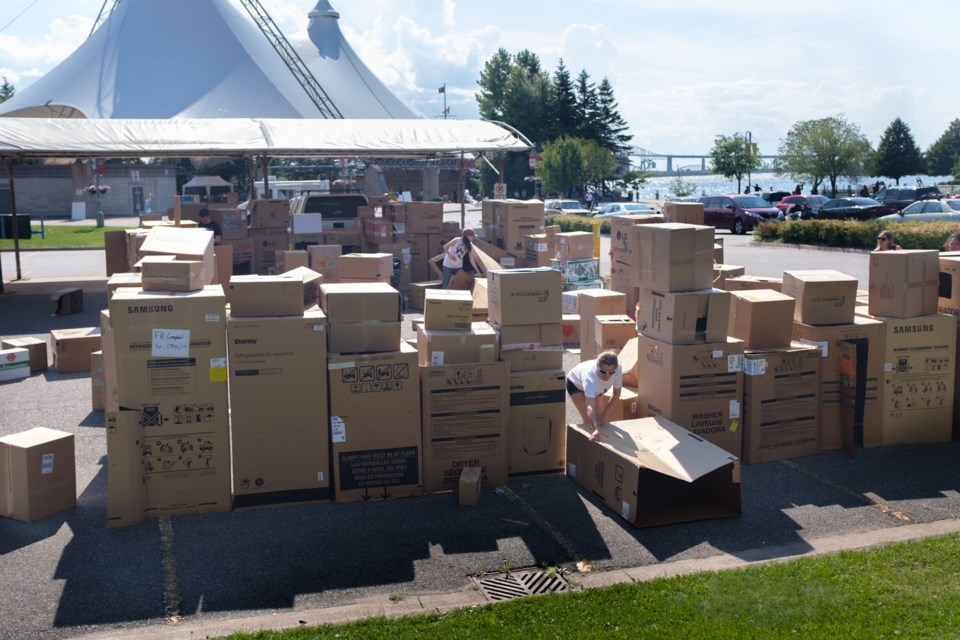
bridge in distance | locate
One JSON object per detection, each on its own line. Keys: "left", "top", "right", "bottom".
{"left": 629, "top": 147, "right": 779, "bottom": 173}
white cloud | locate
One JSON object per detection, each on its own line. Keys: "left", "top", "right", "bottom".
{"left": 442, "top": 0, "right": 456, "bottom": 28}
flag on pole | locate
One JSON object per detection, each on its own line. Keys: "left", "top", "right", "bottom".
{"left": 438, "top": 85, "right": 445, "bottom": 93}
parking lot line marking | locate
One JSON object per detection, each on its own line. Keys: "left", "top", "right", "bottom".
{"left": 496, "top": 486, "right": 593, "bottom": 573}
{"left": 779, "top": 460, "right": 913, "bottom": 523}
{"left": 159, "top": 517, "right": 183, "bottom": 624}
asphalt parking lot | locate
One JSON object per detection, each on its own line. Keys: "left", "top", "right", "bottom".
{"left": 1, "top": 220, "right": 958, "bottom": 640}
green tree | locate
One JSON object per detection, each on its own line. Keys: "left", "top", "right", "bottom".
{"left": 0, "top": 77, "right": 14, "bottom": 103}
{"left": 775, "top": 115, "right": 873, "bottom": 196}
{"left": 926, "top": 119, "right": 960, "bottom": 177}
{"left": 539, "top": 136, "right": 584, "bottom": 197}
{"left": 874, "top": 118, "right": 925, "bottom": 184}
{"left": 595, "top": 77, "right": 632, "bottom": 154}
{"left": 579, "top": 138, "right": 617, "bottom": 192}
{"left": 475, "top": 48, "right": 511, "bottom": 121}
{"left": 574, "top": 70, "right": 601, "bottom": 142}
{"left": 551, "top": 60, "right": 578, "bottom": 139}
{"left": 710, "top": 133, "right": 760, "bottom": 193}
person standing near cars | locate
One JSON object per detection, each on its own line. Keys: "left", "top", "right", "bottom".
{"left": 566, "top": 350, "right": 623, "bottom": 442}
{"left": 441, "top": 229, "right": 484, "bottom": 288}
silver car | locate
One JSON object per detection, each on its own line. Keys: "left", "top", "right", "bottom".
{"left": 879, "top": 199, "right": 960, "bottom": 222}
{"left": 593, "top": 202, "right": 660, "bottom": 217}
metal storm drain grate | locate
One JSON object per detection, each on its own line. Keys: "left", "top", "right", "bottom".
{"left": 473, "top": 569, "right": 569, "bottom": 602}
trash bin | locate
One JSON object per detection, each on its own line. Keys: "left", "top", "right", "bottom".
{"left": 0, "top": 214, "right": 32, "bottom": 240}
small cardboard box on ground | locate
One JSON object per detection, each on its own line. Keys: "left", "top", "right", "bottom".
{"left": 565, "top": 418, "right": 741, "bottom": 528}
{"left": 228, "top": 309, "right": 331, "bottom": 508}
{"left": 0, "top": 427, "right": 76, "bottom": 522}
{"left": 728, "top": 289, "right": 795, "bottom": 349}
{"left": 52, "top": 288, "right": 83, "bottom": 315}
{"left": 487, "top": 268, "right": 562, "bottom": 327}
{"left": 742, "top": 345, "right": 821, "bottom": 463}
{"left": 50, "top": 327, "right": 102, "bottom": 373}
{"left": 328, "top": 343, "right": 422, "bottom": 502}
{"left": 635, "top": 334, "right": 745, "bottom": 456}
{"left": 1, "top": 337, "right": 47, "bottom": 373}
{"left": 417, "top": 323, "right": 498, "bottom": 366}
{"left": 636, "top": 288, "right": 731, "bottom": 345}
{"left": 0, "top": 347, "right": 31, "bottom": 383}
{"left": 868, "top": 249, "right": 939, "bottom": 318}
{"left": 782, "top": 270, "right": 858, "bottom": 325}
{"left": 423, "top": 289, "right": 473, "bottom": 331}
{"left": 458, "top": 466, "right": 482, "bottom": 506}
{"left": 421, "top": 361, "right": 510, "bottom": 494}
{"left": 228, "top": 275, "right": 305, "bottom": 317}
{"left": 508, "top": 369, "right": 566, "bottom": 476}
{"left": 633, "top": 223, "right": 714, "bottom": 292}
{"left": 604, "top": 385, "right": 640, "bottom": 422}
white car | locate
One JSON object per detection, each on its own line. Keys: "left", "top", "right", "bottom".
{"left": 879, "top": 199, "right": 960, "bottom": 222}
{"left": 544, "top": 199, "right": 591, "bottom": 216}
{"left": 593, "top": 202, "right": 660, "bottom": 217}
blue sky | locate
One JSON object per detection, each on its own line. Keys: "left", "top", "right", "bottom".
{"left": 1, "top": 0, "right": 957, "bottom": 156}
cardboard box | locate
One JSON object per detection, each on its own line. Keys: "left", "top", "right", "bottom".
{"left": 307, "top": 244, "right": 343, "bottom": 270}
{"left": 618, "top": 337, "right": 639, "bottom": 387}
{"left": 0, "top": 428, "right": 76, "bottom": 522}
{"left": 725, "top": 275, "right": 783, "bottom": 292}
{"left": 868, "top": 250, "right": 939, "bottom": 318}
{"left": 328, "top": 343, "right": 422, "bottom": 502}
{"left": 424, "top": 289, "right": 473, "bottom": 331}
{"left": 140, "top": 258, "right": 204, "bottom": 292}
{"left": 392, "top": 202, "right": 444, "bottom": 234}
{"left": 104, "top": 229, "right": 130, "bottom": 276}
{"left": 728, "top": 289, "right": 795, "bottom": 349}
{"left": 663, "top": 202, "right": 705, "bottom": 225}
{"left": 139, "top": 226, "right": 215, "bottom": 285}
{"left": 227, "top": 309, "right": 331, "bottom": 508}
{"left": 281, "top": 266, "right": 324, "bottom": 307}
{"left": 713, "top": 264, "right": 746, "bottom": 290}
{"left": 550, "top": 258, "right": 600, "bottom": 284}
{"left": 363, "top": 219, "right": 395, "bottom": 245}
{"left": 604, "top": 385, "right": 640, "bottom": 421}
{"left": 0, "top": 347, "right": 30, "bottom": 383}
{"left": 91, "top": 350, "right": 105, "bottom": 411}
{"left": 562, "top": 291, "right": 582, "bottom": 314}
{"left": 107, "top": 272, "right": 144, "bottom": 296}
{"left": 561, "top": 314, "right": 580, "bottom": 345}
{"left": 53, "top": 287, "right": 84, "bottom": 315}
{"left": 408, "top": 281, "right": 442, "bottom": 310}
{"left": 245, "top": 199, "right": 290, "bottom": 229}
{"left": 577, "top": 289, "right": 628, "bottom": 360}
{"left": 508, "top": 369, "right": 566, "bottom": 475}
{"left": 472, "top": 278, "right": 489, "bottom": 317}
{"left": 1, "top": 337, "right": 47, "bottom": 373}
{"left": 323, "top": 228, "right": 361, "bottom": 248}
{"left": 595, "top": 315, "right": 636, "bottom": 353}
{"left": 556, "top": 231, "right": 595, "bottom": 261}
{"left": 742, "top": 345, "right": 821, "bottom": 463}
{"left": 782, "top": 270, "right": 858, "bottom": 325}
{"left": 565, "top": 419, "right": 741, "bottom": 528}
{"left": 635, "top": 334, "right": 745, "bottom": 456}
{"left": 609, "top": 214, "right": 662, "bottom": 263}
{"left": 633, "top": 223, "right": 714, "bottom": 292}
{"left": 226, "top": 238, "right": 254, "bottom": 265}
{"left": 50, "top": 327, "right": 102, "bottom": 373}
{"left": 636, "top": 288, "right": 731, "bottom": 345}
{"left": 319, "top": 282, "right": 401, "bottom": 322}
{"left": 248, "top": 227, "right": 290, "bottom": 274}
{"left": 421, "top": 361, "right": 510, "bottom": 493}
{"left": 792, "top": 316, "right": 884, "bottom": 450}
{"left": 275, "top": 250, "right": 309, "bottom": 273}
{"left": 496, "top": 323, "right": 564, "bottom": 371}
{"left": 458, "top": 466, "right": 482, "bottom": 506}
{"left": 339, "top": 253, "right": 393, "bottom": 281}
{"left": 99, "top": 310, "right": 118, "bottom": 414}
{"left": 525, "top": 233, "right": 559, "bottom": 268}
{"left": 209, "top": 208, "right": 248, "bottom": 241}
{"left": 487, "top": 268, "right": 562, "bottom": 327}
{"left": 228, "top": 275, "right": 305, "bottom": 317}
{"left": 417, "top": 323, "right": 498, "bottom": 366}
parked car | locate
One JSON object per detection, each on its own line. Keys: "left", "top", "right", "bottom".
{"left": 544, "top": 199, "right": 590, "bottom": 216}
{"left": 817, "top": 197, "right": 898, "bottom": 221}
{"left": 878, "top": 198, "right": 960, "bottom": 222}
{"left": 760, "top": 190, "right": 792, "bottom": 206}
{"left": 872, "top": 185, "right": 942, "bottom": 211}
{"left": 698, "top": 194, "right": 780, "bottom": 234}
{"left": 593, "top": 202, "right": 659, "bottom": 217}
{"left": 776, "top": 194, "right": 830, "bottom": 219}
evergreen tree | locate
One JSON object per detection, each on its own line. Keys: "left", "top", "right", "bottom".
{"left": 595, "top": 77, "right": 632, "bottom": 154}
{"left": 873, "top": 118, "right": 925, "bottom": 184}
{"left": 574, "top": 70, "right": 600, "bottom": 141}
{"left": 551, "top": 60, "right": 578, "bottom": 139}
{"left": 0, "top": 77, "right": 14, "bottom": 103}
{"left": 475, "top": 48, "right": 512, "bottom": 121}
{"left": 925, "top": 118, "right": 960, "bottom": 177}
{"left": 514, "top": 49, "right": 542, "bottom": 76}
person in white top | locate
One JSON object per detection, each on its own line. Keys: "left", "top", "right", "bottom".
{"left": 441, "top": 229, "right": 484, "bottom": 288}
{"left": 566, "top": 350, "right": 623, "bottom": 442}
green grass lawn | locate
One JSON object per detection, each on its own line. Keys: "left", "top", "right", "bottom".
{"left": 222, "top": 533, "right": 960, "bottom": 639}
{"left": 0, "top": 225, "right": 128, "bottom": 250}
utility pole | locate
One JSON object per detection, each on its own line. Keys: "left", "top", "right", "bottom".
{"left": 439, "top": 84, "right": 447, "bottom": 119}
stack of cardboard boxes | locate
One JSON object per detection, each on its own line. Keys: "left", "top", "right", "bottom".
{"left": 482, "top": 199, "right": 545, "bottom": 262}
{"left": 552, "top": 231, "right": 600, "bottom": 291}
{"left": 245, "top": 199, "right": 290, "bottom": 275}
{"left": 384, "top": 201, "right": 445, "bottom": 284}
{"left": 608, "top": 212, "right": 664, "bottom": 316}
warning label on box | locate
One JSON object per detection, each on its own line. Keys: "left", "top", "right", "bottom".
{"left": 338, "top": 446, "right": 419, "bottom": 490}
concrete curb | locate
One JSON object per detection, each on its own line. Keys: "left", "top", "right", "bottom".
{"left": 67, "top": 517, "right": 960, "bottom": 640}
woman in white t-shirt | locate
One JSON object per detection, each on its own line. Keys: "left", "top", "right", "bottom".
{"left": 441, "top": 229, "right": 484, "bottom": 288}
{"left": 566, "top": 350, "right": 623, "bottom": 442}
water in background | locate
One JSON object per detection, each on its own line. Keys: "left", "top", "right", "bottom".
{"left": 633, "top": 172, "right": 955, "bottom": 200}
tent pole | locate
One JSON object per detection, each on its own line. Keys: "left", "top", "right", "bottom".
{"left": 247, "top": 158, "right": 257, "bottom": 201}
{"left": 6, "top": 160, "right": 23, "bottom": 286}
{"left": 459, "top": 151, "right": 466, "bottom": 231}
{"left": 260, "top": 156, "right": 270, "bottom": 199}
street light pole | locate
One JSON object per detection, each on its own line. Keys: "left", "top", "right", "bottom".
{"left": 94, "top": 169, "right": 104, "bottom": 228}
{"left": 746, "top": 131, "right": 752, "bottom": 194}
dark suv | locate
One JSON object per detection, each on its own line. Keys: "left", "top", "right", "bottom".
{"left": 873, "top": 186, "right": 941, "bottom": 211}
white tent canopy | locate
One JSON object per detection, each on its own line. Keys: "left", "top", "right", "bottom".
{"left": 0, "top": 118, "right": 532, "bottom": 159}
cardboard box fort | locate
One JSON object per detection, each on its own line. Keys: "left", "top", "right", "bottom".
{"left": 494, "top": 323, "right": 564, "bottom": 372}
{"left": 420, "top": 361, "right": 510, "bottom": 493}
{"left": 417, "top": 323, "right": 498, "bottom": 367}
{"left": 507, "top": 369, "right": 566, "bottom": 476}
{"left": 1, "top": 337, "right": 46, "bottom": 373}
{"left": 228, "top": 275, "right": 304, "bottom": 317}
{"left": 0, "top": 428, "right": 76, "bottom": 522}
{"left": 868, "top": 250, "right": 938, "bottom": 319}
{"left": 792, "top": 316, "right": 883, "bottom": 451}
{"left": 50, "top": 327, "right": 102, "bottom": 374}
{"left": 319, "top": 282, "right": 402, "bottom": 354}
{"left": 635, "top": 334, "right": 745, "bottom": 456}
{"left": 636, "top": 288, "right": 731, "bottom": 345}
{"left": 423, "top": 289, "right": 473, "bottom": 331}
{"left": 728, "top": 289, "right": 795, "bottom": 350}
{"left": 227, "top": 309, "right": 331, "bottom": 508}
{"left": 741, "top": 345, "right": 821, "bottom": 464}
{"left": 328, "top": 342, "right": 422, "bottom": 502}
{"left": 105, "top": 286, "right": 231, "bottom": 527}
{"left": 633, "top": 223, "right": 714, "bottom": 292}
{"left": 138, "top": 225, "right": 215, "bottom": 285}
{"left": 724, "top": 275, "right": 784, "bottom": 293}
{"left": 782, "top": 270, "right": 858, "bottom": 325}
{"left": 0, "top": 347, "right": 31, "bottom": 383}
{"left": 565, "top": 418, "right": 741, "bottom": 528}
{"left": 487, "top": 268, "right": 562, "bottom": 327}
